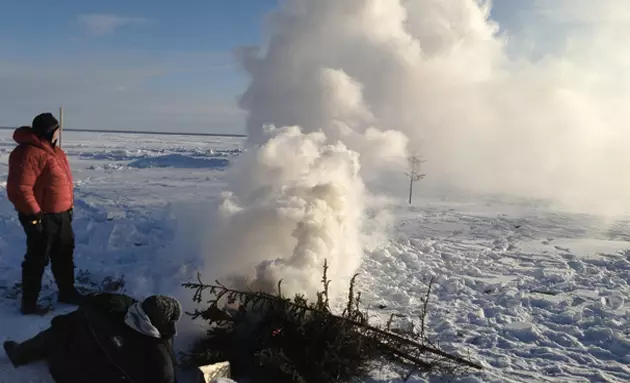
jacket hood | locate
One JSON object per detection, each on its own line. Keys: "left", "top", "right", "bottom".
{"left": 13, "top": 126, "right": 53, "bottom": 153}
{"left": 124, "top": 301, "right": 164, "bottom": 339}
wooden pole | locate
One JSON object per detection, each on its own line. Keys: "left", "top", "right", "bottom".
{"left": 58, "top": 106, "right": 63, "bottom": 148}
{"left": 408, "top": 174, "right": 413, "bottom": 204}
{"left": 406, "top": 155, "right": 426, "bottom": 205}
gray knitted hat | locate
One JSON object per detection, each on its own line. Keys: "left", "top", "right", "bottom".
{"left": 142, "top": 295, "right": 182, "bottom": 338}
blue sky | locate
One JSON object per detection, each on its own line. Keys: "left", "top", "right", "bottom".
{"left": 0, "top": 0, "right": 280, "bottom": 133}
{"left": 0, "top": 0, "right": 556, "bottom": 134}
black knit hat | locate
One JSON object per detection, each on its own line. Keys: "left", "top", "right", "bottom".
{"left": 142, "top": 295, "right": 182, "bottom": 338}
{"left": 32, "top": 113, "right": 59, "bottom": 137}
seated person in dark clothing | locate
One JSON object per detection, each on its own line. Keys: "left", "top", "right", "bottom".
{"left": 3, "top": 292, "right": 182, "bottom": 383}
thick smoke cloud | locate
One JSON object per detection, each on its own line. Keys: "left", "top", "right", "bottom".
{"left": 237, "top": 0, "right": 630, "bottom": 213}
{"left": 196, "top": 0, "right": 630, "bottom": 300}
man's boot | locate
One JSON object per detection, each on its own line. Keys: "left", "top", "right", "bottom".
{"left": 58, "top": 287, "right": 84, "bottom": 305}
{"left": 3, "top": 328, "right": 57, "bottom": 367}
{"left": 20, "top": 297, "right": 50, "bottom": 316}
{"left": 3, "top": 341, "right": 20, "bottom": 367}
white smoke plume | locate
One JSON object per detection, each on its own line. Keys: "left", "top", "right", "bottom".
{"left": 235, "top": 0, "right": 630, "bottom": 214}
{"left": 198, "top": 126, "right": 367, "bottom": 300}
{"left": 197, "top": 0, "right": 630, "bottom": 299}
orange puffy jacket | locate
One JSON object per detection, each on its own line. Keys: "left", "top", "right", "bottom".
{"left": 6, "top": 126, "right": 74, "bottom": 215}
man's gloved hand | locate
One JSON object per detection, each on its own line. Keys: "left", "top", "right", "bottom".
{"left": 68, "top": 207, "right": 73, "bottom": 222}
{"left": 25, "top": 211, "right": 44, "bottom": 234}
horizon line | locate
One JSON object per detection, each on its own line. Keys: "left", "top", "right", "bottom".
{"left": 0, "top": 126, "right": 247, "bottom": 138}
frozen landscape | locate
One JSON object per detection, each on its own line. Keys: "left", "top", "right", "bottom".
{"left": 0, "top": 131, "right": 628, "bottom": 382}
{"left": 3, "top": 0, "right": 630, "bottom": 382}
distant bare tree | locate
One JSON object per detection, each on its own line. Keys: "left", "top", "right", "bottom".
{"left": 406, "top": 154, "right": 426, "bottom": 204}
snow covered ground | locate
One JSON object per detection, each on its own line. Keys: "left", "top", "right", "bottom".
{"left": 0, "top": 131, "right": 629, "bottom": 382}
{"left": 362, "top": 200, "right": 630, "bottom": 382}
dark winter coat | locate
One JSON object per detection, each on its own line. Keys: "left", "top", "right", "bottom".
{"left": 46, "top": 292, "right": 177, "bottom": 383}
{"left": 7, "top": 126, "right": 74, "bottom": 215}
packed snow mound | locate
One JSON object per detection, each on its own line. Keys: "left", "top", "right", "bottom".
{"left": 128, "top": 154, "right": 230, "bottom": 170}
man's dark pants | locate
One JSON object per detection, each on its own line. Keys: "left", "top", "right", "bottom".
{"left": 19, "top": 210, "right": 75, "bottom": 305}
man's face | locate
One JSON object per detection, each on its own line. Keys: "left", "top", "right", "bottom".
{"left": 51, "top": 128, "right": 60, "bottom": 146}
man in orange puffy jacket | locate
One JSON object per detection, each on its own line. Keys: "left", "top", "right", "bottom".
{"left": 7, "top": 112, "right": 83, "bottom": 315}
